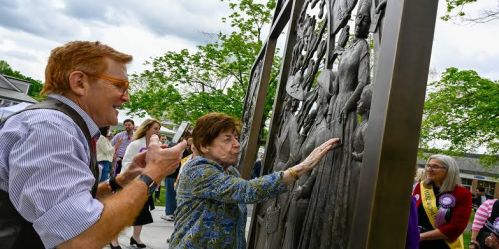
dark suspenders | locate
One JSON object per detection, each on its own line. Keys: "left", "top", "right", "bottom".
{"left": 0, "top": 98, "right": 99, "bottom": 249}
{"left": 20, "top": 98, "right": 99, "bottom": 195}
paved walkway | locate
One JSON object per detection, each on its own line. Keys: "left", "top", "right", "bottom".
{"left": 104, "top": 207, "right": 174, "bottom": 249}
{"left": 104, "top": 206, "right": 253, "bottom": 249}
{"left": 103, "top": 204, "right": 471, "bottom": 248}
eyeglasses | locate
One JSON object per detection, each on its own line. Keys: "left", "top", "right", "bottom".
{"left": 425, "top": 164, "right": 447, "bottom": 170}
{"left": 95, "top": 73, "right": 130, "bottom": 95}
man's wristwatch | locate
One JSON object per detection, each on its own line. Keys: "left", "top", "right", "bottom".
{"left": 109, "top": 175, "right": 122, "bottom": 192}
{"left": 138, "top": 174, "right": 158, "bottom": 196}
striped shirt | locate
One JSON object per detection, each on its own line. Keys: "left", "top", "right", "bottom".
{"left": 472, "top": 199, "right": 497, "bottom": 232}
{"left": 111, "top": 130, "right": 133, "bottom": 158}
{"left": 0, "top": 94, "right": 103, "bottom": 248}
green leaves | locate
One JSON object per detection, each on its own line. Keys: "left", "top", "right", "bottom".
{"left": 421, "top": 67, "right": 499, "bottom": 163}
{"left": 441, "top": 0, "right": 499, "bottom": 23}
{"left": 125, "top": 0, "right": 280, "bottom": 126}
{"left": 442, "top": 0, "right": 477, "bottom": 20}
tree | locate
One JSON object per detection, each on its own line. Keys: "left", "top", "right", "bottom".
{"left": 442, "top": 0, "right": 499, "bottom": 23}
{"left": 420, "top": 67, "right": 499, "bottom": 164}
{"left": 125, "top": 0, "right": 280, "bottom": 124}
{"left": 0, "top": 60, "right": 44, "bottom": 100}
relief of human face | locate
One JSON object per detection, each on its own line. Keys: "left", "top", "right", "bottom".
{"left": 355, "top": 13, "right": 370, "bottom": 38}
{"left": 357, "top": 88, "right": 371, "bottom": 113}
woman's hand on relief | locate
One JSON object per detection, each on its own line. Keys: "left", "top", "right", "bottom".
{"left": 300, "top": 138, "right": 340, "bottom": 171}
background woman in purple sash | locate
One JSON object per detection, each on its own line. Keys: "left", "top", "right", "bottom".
{"left": 412, "top": 154, "right": 472, "bottom": 249}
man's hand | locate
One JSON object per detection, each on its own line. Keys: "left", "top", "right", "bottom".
{"left": 142, "top": 135, "right": 187, "bottom": 184}
{"left": 118, "top": 151, "right": 147, "bottom": 185}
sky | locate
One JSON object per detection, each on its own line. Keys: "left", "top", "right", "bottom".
{"left": 429, "top": 0, "right": 499, "bottom": 81}
{"left": 1, "top": 0, "right": 498, "bottom": 120}
{"left": 0, "top": 0, "right": 232, "bottom": 81}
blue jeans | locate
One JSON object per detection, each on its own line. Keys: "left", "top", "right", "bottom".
{"left": 99, "top": 161, "right": 111, "bottom": 182}
{"left": 164, "top": 177, "right": 177, "bottom": 215}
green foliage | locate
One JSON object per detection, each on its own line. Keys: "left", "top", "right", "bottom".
{"left": 442, "top": 0, "right": 499, "bottom": 23}
{"left": 442, "top": 0, "right": 477, "bottom": 21}
{"left": 0, "top": 60, "right": 43, "bottom": 100}
{"left": 126, "top": 74, "right": 182, "bottom": 120}
{"left": 421, "top": 67, "right": 499, "bottom": 165}
{"left": 125, "top": 0, "right": 280, "bottom": 124}
{"left": 463, "top": 231, "right": 471, "bottom": 248}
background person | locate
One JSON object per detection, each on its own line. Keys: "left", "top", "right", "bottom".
{"left": 470, "top": 199, "right": 498, "bottom": 249}
{"left": 153, "top": 134, "right": 168, "bottom": 202}
{"left": 97, "top": 126, "right": 114, "bottom": 182}
{"left": 159, "top": 134, "right": 168, "bottom": 144}
{"left": 112, "top": 118, "right": 135, "bottom": 175}
{"left": 122, "top": 119, "right": 162, "bottom": 248}
{"left": 0, "top": 41, "right": 186, "bottom": 249}
{"left": 415, "top": 167, "right": 426, "bottom": 183}
{"left": 173, "top": 138, "right": 198, "bottom": 190}
{"left": 169, "top": 112, "right": 340, "bottom": 249}
{"left": 478, "top": 200, "right": 499, "bottom": 248}
{"left": 413, "top": 154, "right": 472, "bottom": 249}
{"left": 407, "top": 165, "right": 423, "bottom": 249}
{"left": 162, "top": 131, "right": 192, "bottom": 222}
{"left": 474, "top": 187, "right": 492, "bottom": 209}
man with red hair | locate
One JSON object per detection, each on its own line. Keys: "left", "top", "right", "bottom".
{"left": 0, "top": 41, "right": 186, "bottom": 249}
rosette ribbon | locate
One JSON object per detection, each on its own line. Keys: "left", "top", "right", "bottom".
{"left": 435, "top": 193, "right": 456, "bottom": 227}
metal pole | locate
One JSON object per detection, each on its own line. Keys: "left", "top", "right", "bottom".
{"left": 349, "top": 0, "right": 438, "bottom": 248}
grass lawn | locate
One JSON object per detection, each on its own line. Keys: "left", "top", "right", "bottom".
{"left": 463, "top": 209, "right": 475, "bottom": 246}
{"left": 463, "top": 231, "right": 471, "bottom": 246}
{"left": 153, "top": 186, "right": 166, "bottom": 207}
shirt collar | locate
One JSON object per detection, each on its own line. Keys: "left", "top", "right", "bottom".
{"left": 48, "top": 94, "right": 100, "bottom": 139}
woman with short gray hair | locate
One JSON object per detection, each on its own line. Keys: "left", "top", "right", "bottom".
{"left": 413, "top": 154, "right": 472, "bottom": 249}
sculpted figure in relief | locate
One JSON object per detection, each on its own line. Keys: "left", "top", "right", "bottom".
{"left": 298, "top": 0, "right": 372, "bottom": 248}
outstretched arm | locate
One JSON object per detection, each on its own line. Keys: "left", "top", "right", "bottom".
{"left": 58, "top": 136, "right": 186, "bottom": 248}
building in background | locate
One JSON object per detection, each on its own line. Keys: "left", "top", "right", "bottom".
{"left": 0, "top": 74, "right": 37, "bottom": 107}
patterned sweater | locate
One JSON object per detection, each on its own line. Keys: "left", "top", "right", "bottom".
{"left": 169, "top": 156, "right": 287, "bottom": 249}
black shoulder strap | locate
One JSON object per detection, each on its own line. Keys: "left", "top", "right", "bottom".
{"left": 3, "top": 98, "right": 99, "bottom": 197}
{"left": 488, "top": 200, "right": 499, "bottom": 223}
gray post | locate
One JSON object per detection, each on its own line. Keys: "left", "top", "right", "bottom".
{"left": 349, "top": 0, "right": 438, "bottom": 248}
{"left": 239, "top": 40, "right": 277, "bottom": 180}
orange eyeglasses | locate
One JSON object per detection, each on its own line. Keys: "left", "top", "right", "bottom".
{"left": 96, "top": 74, "right": 130, "bottom": 95}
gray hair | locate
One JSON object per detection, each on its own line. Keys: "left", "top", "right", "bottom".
{"left": 414, "top": 167, "right": 426, "bottom": 183}
{"left": 424, "top": 154, "right": 461, "bottom": 192}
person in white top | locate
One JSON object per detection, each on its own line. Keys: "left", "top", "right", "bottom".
{"left": 96, "top": 126, "right": 115, "bottom": 182}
